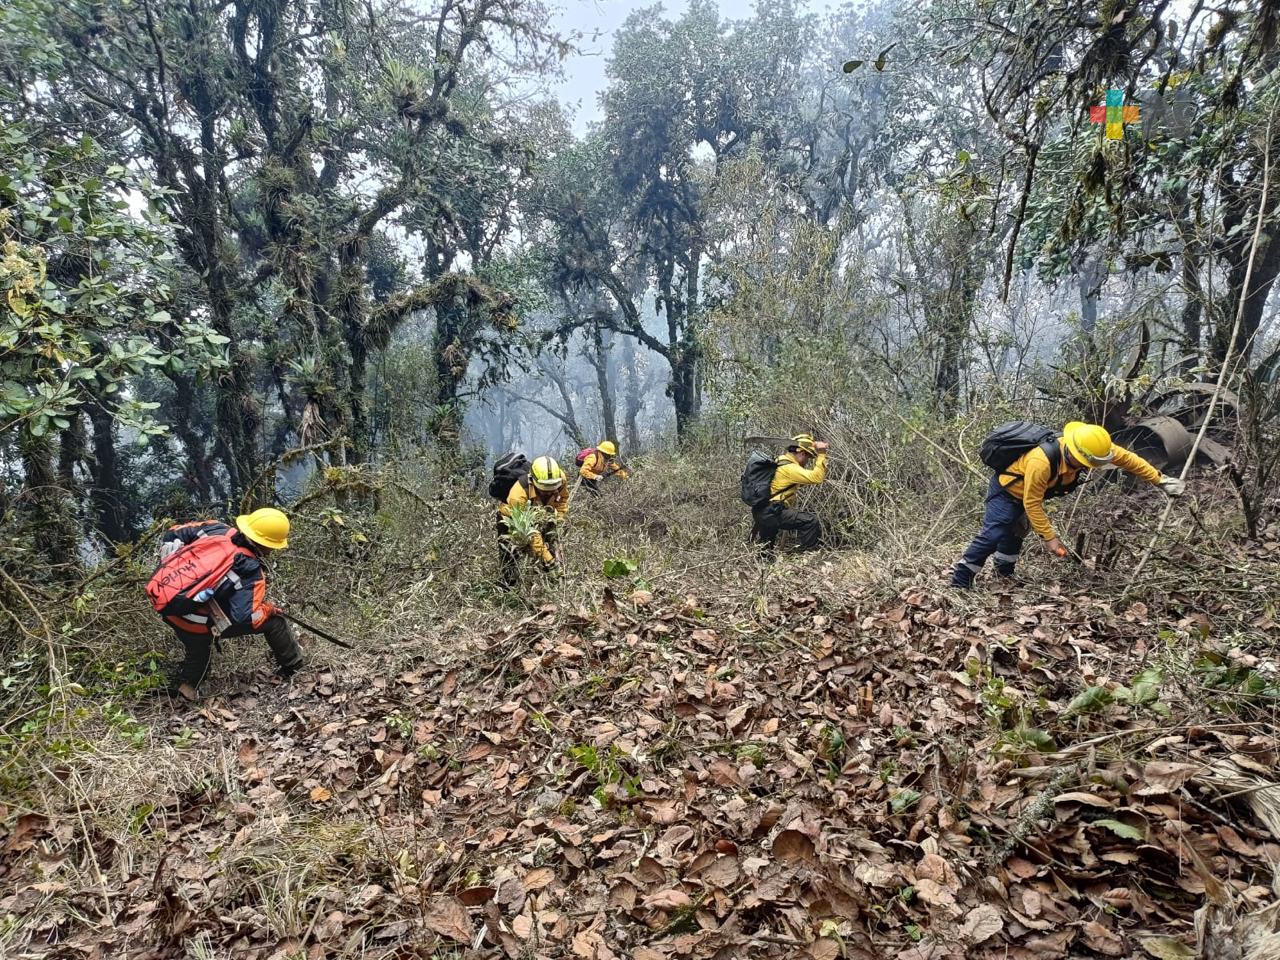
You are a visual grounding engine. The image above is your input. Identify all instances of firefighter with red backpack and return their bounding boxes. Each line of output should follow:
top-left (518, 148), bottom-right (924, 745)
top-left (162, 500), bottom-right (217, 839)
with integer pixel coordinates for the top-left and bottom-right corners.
top-left (951, 421), bottom-right (1186, 589)
top-left (577, 440), bottom-right (629, 496)
top-left (147, 507), bottom-right (303, 700)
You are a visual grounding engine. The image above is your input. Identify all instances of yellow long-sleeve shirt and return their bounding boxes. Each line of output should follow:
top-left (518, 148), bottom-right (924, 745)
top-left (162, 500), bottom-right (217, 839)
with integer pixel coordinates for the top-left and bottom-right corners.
top-left (1000, 441), bottom-right (1161, 540)
top-left (579, 451), bottom-right (629, 482)
top-left (770, 452), bottom-right (827, 505)
top-left (499, 480), bottom-right (570, 563)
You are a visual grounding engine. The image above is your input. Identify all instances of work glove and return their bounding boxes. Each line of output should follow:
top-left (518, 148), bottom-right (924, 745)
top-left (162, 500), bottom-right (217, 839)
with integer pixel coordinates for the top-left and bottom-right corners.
top-left (1158, 475), bottom-right (1186, 497)
top-left (264, 603), bottom-right (284, 619)
top-left (815, 441), bottom-right (829, 452)
top-left (1044, 536), bottom-right (1069, 559)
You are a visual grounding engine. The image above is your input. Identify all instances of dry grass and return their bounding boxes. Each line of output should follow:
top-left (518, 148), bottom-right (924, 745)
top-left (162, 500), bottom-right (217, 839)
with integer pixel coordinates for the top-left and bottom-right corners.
top-left (1, 433), bottom-right (1277, 957)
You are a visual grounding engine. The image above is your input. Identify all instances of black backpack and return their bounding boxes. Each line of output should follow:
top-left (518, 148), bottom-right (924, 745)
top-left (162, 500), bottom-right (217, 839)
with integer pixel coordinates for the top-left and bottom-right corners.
top-left (979, 421), bottom-right (1057, 473)
top-left (740, 451), bottom-right (797, 509)
top-left (489, 452), bottom-right (531, 501)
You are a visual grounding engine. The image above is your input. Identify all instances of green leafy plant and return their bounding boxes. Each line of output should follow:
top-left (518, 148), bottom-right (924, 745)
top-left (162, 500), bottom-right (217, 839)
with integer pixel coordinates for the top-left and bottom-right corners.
top-left (567, 743), bottom-right (641, 806)
top-left (890, 788), bottom-right (922, 814)
top-left (602, 557), bottom-right (638, 579)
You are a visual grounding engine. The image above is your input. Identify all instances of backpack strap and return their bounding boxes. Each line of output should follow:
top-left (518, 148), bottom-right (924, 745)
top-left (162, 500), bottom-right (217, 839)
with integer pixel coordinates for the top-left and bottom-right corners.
top-left (998, 440), bottom-right (1061, 489)
top-left (767, 456), bottom-right (799, 505)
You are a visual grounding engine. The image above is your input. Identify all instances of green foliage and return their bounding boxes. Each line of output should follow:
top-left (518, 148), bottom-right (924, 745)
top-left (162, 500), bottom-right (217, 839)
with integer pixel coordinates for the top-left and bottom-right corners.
top-left (504, 503), bottom-right (555, 550)
top-left (566, 743), bottom-right (640, 806)
top-left (602, 557), bottom-right (638, 579)
top-left (1091, 819), bottom-right (1145, 841)
top-left (1062, 685), bottom-right (1115, 719)
top-left (0, 123), bottom-right (226, 439)
top-left (889, 788), bottom-right (921, 813)
top-left (1195, 651), bottom-right (1280, 704)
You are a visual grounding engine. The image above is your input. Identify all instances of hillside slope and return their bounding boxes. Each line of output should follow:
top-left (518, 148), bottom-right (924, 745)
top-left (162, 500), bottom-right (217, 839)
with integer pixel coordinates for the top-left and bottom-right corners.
top-left (4, 521), bottom-right (1279, 959)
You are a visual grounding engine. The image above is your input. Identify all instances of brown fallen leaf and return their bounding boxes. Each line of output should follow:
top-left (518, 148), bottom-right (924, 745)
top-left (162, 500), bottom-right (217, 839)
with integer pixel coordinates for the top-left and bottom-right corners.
top-left (1052, 791), bottom-right (1114, 807)
top-left (523, 867), bottom-right (555, 891)
top-left (809, 937), bottom-right (840, 959)
top-left (308, 785), bottom-right (331, 803)
top-left (1140, 936), bottom-right (1196, 959)
top-left (959, 903), bottom-right (1003, 944)
top-left (643, 888), bottom-right (692, 911)
top-left (423, 896), bottom-right (472, 944)
top-left (772, 829), bottom-right (816, 864)
top-left (913, 877), bottom-right (957, 910)
top-left (1136, 760), bottom-right (1202, 796)
top-left (701, 855), bottom-right (740, 889)
top-left (915, 852), bottom-right (958, 888)
top-left (1082, 920), bottom-right (1125, 957)
top-left (511, 914), bottom-right (533, 940)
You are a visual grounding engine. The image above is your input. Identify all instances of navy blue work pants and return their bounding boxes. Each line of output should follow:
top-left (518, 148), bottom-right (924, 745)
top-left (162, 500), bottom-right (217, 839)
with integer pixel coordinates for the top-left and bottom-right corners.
top-left (952, 477), bottom-right (1030, 587)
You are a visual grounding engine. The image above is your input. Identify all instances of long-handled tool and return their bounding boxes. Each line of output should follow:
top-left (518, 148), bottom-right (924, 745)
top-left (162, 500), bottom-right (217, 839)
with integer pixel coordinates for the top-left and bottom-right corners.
top-left (281, 611), bottom-right (355, 650)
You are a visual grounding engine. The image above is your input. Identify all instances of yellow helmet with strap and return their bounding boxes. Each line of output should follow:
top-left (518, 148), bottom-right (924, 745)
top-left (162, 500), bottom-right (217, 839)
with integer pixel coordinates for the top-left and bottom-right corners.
top-left (1063, 421), bottom-right (1114, 466)
top-left (531, 456), bottom-right (565, 491)
top-left (597, 440), bottom-right (617, 457)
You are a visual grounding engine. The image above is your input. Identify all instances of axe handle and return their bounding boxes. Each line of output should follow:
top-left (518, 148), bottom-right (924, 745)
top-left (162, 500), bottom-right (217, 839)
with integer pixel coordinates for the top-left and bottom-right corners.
top-left (281, 612), bottom-right (355, 649)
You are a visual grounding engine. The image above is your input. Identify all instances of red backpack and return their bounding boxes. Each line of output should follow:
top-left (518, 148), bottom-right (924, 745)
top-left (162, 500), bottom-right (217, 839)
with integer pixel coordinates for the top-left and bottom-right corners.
top-left (575, 447), bottom-right (597, 467)
top-left (146, 531), bottom-right (252, 616)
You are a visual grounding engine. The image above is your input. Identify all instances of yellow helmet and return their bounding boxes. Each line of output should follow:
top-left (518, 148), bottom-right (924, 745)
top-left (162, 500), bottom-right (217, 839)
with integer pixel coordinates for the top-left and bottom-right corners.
top-left (789, 433), bottom-right (818, 457)
top-left (530, 456), bottom-right (565, 491)
top-left (235, 507), bottom-right (290, 549)
top-left (1063, 421), bottom-right (1114, 467)
top-left (597, 440), bottom-right (617, 457)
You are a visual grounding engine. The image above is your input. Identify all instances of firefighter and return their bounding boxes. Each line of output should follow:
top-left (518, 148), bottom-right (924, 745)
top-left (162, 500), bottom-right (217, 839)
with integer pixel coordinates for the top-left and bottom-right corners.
top-left (751, 433), bottom-right (829, 555)
top-left (579, 440), bottom-right (629, 496)
top-left (951, 421), bottom-right (1185, 589)
top-left (498, 456), bottom-right (570, 584)
top-left (150, 507), bottom-right (303, 700)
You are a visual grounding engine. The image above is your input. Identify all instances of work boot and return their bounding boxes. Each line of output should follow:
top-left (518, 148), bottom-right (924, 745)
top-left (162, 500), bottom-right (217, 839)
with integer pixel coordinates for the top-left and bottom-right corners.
top-left (263, 616), bottom-right (304, 678)
top-left (950, 562), bottom-right (976, 589)
top-left (274, 660), bottom-right (301, 681)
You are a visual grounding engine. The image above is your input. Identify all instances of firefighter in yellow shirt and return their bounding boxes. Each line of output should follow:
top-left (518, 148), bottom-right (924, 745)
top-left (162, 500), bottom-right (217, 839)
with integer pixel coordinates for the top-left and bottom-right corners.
top-left (579, 440), bottom-right (629, 496)
top-left (750, 433), bottom-right (828, 555)
top-left (498, 456), bottom-right (570, 584)
top-left (951, 421), bottom-right (1185, 589)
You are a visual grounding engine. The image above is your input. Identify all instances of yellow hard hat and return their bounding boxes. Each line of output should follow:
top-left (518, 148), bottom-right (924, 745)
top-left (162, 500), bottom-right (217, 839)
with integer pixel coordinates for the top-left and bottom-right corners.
top-left (789, 433), bottom-right (818, 457)
top-left (597, 440), bottom-right (617, 457)
top-left (531, 456), bottom-right (565, 491)
top-left (1063, 421), bottom-right (1114, 467)
top-left (235, 507), bottom-right (290, 549)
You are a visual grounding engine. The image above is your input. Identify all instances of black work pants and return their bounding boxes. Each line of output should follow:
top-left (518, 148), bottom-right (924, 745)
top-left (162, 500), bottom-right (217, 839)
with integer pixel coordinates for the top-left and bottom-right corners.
top-left (751, 501), bottom-right (822, 555)
top-left (171, 615), bottom-right (302, 687)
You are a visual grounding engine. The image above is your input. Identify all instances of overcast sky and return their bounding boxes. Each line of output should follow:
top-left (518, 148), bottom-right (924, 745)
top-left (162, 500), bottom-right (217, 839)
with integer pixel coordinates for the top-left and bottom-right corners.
top-left (548, 0), bottom-right (845, 132)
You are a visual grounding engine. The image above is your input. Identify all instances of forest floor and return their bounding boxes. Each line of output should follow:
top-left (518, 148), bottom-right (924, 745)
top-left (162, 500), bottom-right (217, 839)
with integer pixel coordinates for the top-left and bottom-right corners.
top-left (3, 476), bottom-right (1280, 960)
